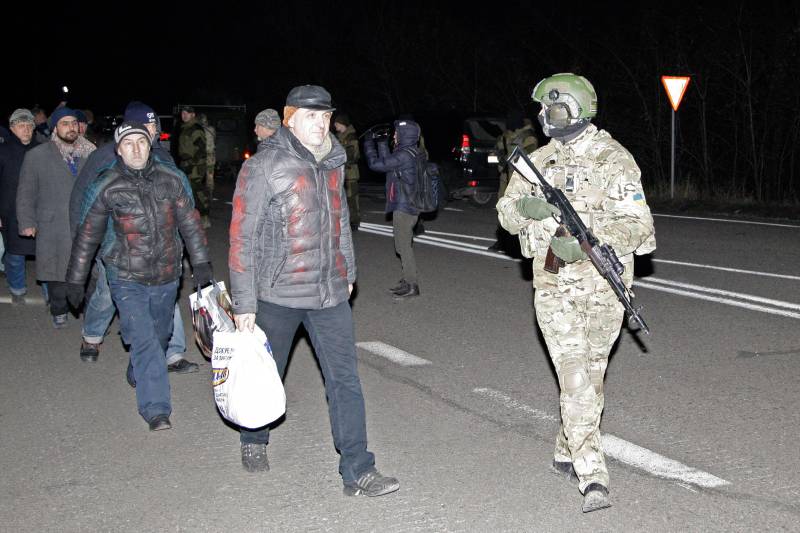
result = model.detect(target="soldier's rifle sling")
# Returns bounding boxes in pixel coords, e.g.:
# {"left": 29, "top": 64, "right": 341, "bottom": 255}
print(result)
{"left": 506, "top": 146, "right": 651, "bottom": 334}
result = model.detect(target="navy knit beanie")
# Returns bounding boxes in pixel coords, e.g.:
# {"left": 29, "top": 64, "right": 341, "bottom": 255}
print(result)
{"left": 124, "top": 101, "right": 157, "bottom": 124}
{"left": 48, "top": 107, "right": 77, "bottom": 129}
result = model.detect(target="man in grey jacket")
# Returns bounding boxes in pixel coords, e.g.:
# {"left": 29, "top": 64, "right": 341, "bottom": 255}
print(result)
{"left": 17, "top": 107, "right": 95, "bottom": 327}
{"left": 228, "top": 85, "right": 398, "bottom": 497}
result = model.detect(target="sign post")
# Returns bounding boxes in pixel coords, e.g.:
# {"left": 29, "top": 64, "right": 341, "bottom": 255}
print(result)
{"left": 661, "top": 76, "right": 691, "bottom": 199}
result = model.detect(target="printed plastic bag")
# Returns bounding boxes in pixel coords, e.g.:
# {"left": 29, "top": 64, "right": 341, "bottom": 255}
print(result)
{"left": 211, "top": 325, "right": 286, "bottom": 429}
{"left": 189, "top": 281, "right": 235, "bottom": 360}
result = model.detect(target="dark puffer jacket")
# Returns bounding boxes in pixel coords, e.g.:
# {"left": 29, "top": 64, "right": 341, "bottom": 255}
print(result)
{"left": 66, "top": 156, "right": 209, "bottom": 285}
{"left": 363, "top": 119, "right": 421, "bottom": 215}
{"left": 228, "top": 126, "right": 354, "bottom": 313}
{"left": 0, "top": 132, "right": 39, "bottom": 255}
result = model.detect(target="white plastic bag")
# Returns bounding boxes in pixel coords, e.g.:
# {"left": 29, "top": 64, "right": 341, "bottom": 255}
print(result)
{"left": 189, "top": 281, "right": 235, "bottom": 360}
{"left": 211, "top": 325, "right": 286, "bottom": 429}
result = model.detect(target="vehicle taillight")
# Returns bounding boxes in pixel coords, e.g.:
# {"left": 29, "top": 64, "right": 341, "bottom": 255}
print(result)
{"left": 159, "top": 132, "right": 170, "bottom": 141}
{"left": 460, "top": 134, "right": 471, "bottom": 153}
{"left": 468, "top": 180, "right": 479, "bottom": 187}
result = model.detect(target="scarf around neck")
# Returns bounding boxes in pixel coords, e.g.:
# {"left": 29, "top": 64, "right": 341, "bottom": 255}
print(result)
{"left": 52, "top": 132, "right": 96, "bottom": 175}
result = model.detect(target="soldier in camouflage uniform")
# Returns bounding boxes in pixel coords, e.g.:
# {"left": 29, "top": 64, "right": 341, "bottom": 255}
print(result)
{"left": 334, "top": 113, "right": 360, "bottom": 230}
{"left": 178, "top": 106, "right": 209, "bottom": 226}
{"left": 198, "top": 114, "right": 216, "bottom": 228}
{"left": 496, "top": 73, "right": 656, "bottom": 513}
{"left": 489, "top": 111, "right": 539, "bottom": 251}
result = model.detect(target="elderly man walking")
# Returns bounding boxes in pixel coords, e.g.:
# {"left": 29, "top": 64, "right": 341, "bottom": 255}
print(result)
{"left": 229, "top": 85, "right": 399, "bottom": 497}
{"left": 0, "top": 109, "right": 40, "bottom": 304}
{"left": 17, "top": 107, "right": 95, "bottom": 327}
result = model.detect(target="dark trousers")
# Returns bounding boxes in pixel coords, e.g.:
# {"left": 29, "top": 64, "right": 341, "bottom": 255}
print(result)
{"left": 239, "top": 300, "right": 375, "bottom": 483}
{"left": 46, "top": 281, "right": 69, "bottom": 316}
{"left": 392, "top": 210, "right": 419, "bottom": 284}
{"left": 109, "top": 279, "right": 178, "bottom": 422}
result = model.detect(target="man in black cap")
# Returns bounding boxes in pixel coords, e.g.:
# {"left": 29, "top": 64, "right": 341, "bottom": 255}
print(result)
{"left": 66, "top": 121, "right": 212, "bottom": 431}
{"left": 229, "top": 84, "right": 399, "bottom": 497}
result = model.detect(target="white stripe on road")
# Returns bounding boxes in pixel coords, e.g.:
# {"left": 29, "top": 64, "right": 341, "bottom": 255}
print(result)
{"left": 0, "top": 295, "right": 46, "bottom": 305}
{"left": 356, "top": 341, "right": 432, "bottom": 366}
{"left": 652, "top": 259, "right": 800, "bottom": 281}
{"left": 653, "top": 213, "right": 800, "bottom": 228}
{"left": 360, "top": 222, "right": 495, "bottom": 242}
{"left": 474, "top": 387, "right": 730, "bottom": 488}
{"left": 642, "top": 277, "right": 800, "bottom": 311}
{"left": 634, "top": 280, "right": 800, "bottom": 319}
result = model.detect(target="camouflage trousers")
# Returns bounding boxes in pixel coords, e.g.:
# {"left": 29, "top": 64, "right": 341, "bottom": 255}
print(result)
{"left": 184, "top": 165, "right": 210, "bottom": 217}
{"left": 534, "top": 287, "right": 624, "bottom": 492}
{"left": 345, "top": 179, "right": 360, "bottom": 226}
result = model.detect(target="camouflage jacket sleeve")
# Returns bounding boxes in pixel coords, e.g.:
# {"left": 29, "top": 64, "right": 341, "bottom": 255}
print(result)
{"left": 179, "top": 124, "right": 207, "bottom": 166}
{"left": 591, "top": 144, "right": 655, "bottom": 257}
{"left": 496, "top": 169, "right": 535, "bottom": 236}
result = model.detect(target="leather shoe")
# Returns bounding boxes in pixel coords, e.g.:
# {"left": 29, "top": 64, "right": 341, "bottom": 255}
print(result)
{"left": 80, "top": 341, "right": 100, "bottom": 362}
{"left": 388, "top": 280, "right": 408, "bottom": 294}
{"left": 148, "top": 414, "right": 172, "bottom": 431}
{"left": 393, "top": 283, "right": 420, "bottom": 300}
{"left": 168, "top": 358, "right": 199, "bottom": 373}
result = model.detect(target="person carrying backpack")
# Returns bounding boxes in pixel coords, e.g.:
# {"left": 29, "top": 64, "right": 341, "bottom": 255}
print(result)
{"left": 363, "top": 119, "right": 422, "bottom": 300}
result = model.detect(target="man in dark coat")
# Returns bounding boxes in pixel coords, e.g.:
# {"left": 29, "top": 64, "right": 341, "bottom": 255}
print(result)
{"left": 0, "top": 109, "right": 39, "bottom": 304}
{"left": 17, "top": 107, "right": 96, "bottom": 327}
{"left": 363, "top": 119, "right": 423, "bottom": 299}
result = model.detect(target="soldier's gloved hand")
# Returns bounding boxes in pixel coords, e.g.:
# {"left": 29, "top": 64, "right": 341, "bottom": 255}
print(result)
{"left": 516, "top": 196, "right": 561, "bottom": 221}
{"left": 192, "top": 262, "right": 213, "bottom": 288}
{"left": 549, "top": 235, "right": 587, "bottom": 263}
{"left": 66, "top": 282, "right": 85, "bottom": 309}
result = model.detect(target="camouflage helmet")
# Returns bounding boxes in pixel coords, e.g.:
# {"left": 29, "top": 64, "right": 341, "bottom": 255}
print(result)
{"left": 532, "top": 73, "right": 598, "bottom": 119}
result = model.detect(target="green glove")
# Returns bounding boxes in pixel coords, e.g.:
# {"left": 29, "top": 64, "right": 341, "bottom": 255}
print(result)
{"left": 549, "top": 235, "right": 587, "bottom": 263}
{"left": 516, "top": 196, "right": 561, "bottom": 221}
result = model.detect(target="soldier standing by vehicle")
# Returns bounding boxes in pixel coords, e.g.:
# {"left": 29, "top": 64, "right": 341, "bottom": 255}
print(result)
{"left": 496, "top": 73, "right": 656, "bottom": 513}
{"left": 178, "top": 106, "right": 209, "bottom": 228}
{"left": 333, "top": 113, "right": 360, "bottom": 231}
{"left": 198, "top": 114, "right": 216, "bottom": 228}
{"left": 488, "top": 110, "right": 538, "bottom": 252}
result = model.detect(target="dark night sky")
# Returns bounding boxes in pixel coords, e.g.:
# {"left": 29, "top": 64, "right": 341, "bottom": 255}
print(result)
{"left": 4, "top": 1, "right": 799, "bottom": 202}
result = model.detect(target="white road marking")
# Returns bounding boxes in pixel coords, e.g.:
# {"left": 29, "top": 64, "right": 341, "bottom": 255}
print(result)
{"left": 652, "top": 259, "right": 800, "bottom": 281}
{"left": 0, "top": 295, "right": 46, "bottom": 305}
{"left": 652, "top": 213, "right": 800, "bottom": 228}
{"left": 634, "top": 280, "right": 800, "bottom": 319}
{"left": 443, "top": 207, "right": 464, "bottom": 212}
{"left": 473, "top": 387, "right": 730, "bottom": 488}
{"left": 358, "top": 221, "right": 799, "bottom": 317}
{"left": 356, "top": 341, "right": 432, "bottom": 366}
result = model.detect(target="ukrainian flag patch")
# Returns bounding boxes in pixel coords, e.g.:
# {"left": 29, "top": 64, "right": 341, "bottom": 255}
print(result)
{"left": 633, "top": 192, "right": 646, "bottom": 205}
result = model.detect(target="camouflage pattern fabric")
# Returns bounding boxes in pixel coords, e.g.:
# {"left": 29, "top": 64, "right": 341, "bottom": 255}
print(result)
{"left": 496, "top": 121, "right": 538, "bottom": 197}
{"left": 179, "top": 118, "right": 209, "bottom": 216}
{"left": 199, "top": 116, "right": 216, "bottom": 193}
{"left": 496, "top": 123, "right": 656, "bottom": 493}
{"left": 336, "top": 124, "right": 360, "bottom": 226}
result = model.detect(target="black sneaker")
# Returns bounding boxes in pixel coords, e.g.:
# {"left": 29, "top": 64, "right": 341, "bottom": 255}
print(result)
{"left": 582, "top": 483, "right": 611, "bottom": 513}
{"left": 148, "top": 414, "right": 172, "bottom": 431}
{"left": 393, "top": 283, "right": 420, "bottom": 300}
{"left": 241, "top": 443, "right": 269, "bottom": 472}
{"left": 388, "top": 280, "right": 408, "bottom": 294}
{"left": 550, "top": 459, "right": 578, "bottom": 483}
{"left": 343, "top": 469, "right": 400, "bottom": 497}
{"left": 80, "top": 340, "right": 100, "bottom": 362}
{"left": 167, "top": 358, "right": 199, "bottom": 373}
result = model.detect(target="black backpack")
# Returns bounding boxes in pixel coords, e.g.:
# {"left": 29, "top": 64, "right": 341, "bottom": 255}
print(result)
{"left": 402, "top": 147, "right": 440, "bottom": 213}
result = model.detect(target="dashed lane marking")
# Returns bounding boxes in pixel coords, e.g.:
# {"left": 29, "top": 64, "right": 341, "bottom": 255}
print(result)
{"left": 356, "top": 341, "right": 432, "bottom": 366}
{"left": 473, "top": 387, "right": 730, "bottom": 489}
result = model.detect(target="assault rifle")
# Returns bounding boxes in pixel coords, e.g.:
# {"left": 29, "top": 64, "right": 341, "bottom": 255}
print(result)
{"left": 506, "top": 146, "right": 650, "bottom": 334}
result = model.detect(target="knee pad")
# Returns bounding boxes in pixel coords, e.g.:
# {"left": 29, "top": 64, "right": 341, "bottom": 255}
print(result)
{"left": 588, "top": 359, "right": 608, "bottom": 394}
{"left": 559, "top": 358, "right": 591, "bottom": 395}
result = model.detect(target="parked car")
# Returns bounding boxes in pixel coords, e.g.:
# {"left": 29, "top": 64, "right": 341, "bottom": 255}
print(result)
{"left": 449, "top": 115, "right": 506, "bottom": 206}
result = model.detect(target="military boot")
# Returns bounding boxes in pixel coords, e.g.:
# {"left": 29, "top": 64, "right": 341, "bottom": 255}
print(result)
{"left": 582, "top": 483, "right": 611, "bottom": 513}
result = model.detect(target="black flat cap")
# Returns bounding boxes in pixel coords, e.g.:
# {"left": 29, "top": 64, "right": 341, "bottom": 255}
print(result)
{"left": 285, "top": 85, "right": 336, "bottom": 111}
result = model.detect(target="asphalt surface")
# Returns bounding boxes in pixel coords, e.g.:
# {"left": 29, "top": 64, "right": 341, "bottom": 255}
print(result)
{"left": 1, "top": 182, "right": 799, "bottom": 532}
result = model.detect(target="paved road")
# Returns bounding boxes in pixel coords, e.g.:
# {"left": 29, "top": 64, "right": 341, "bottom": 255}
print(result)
{"left": 1, "top": 185, "right": 798, "bottom": 531}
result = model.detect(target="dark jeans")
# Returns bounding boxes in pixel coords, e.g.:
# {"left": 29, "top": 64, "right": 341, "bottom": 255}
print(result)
{"left": 109, "top": 279, "right": 178, "bottom": 422}
{"left": 240, "top": 300, "right": 375, "bottom": 483}
{"left": 393, "top": 210, "right": 419, "bottom": 284}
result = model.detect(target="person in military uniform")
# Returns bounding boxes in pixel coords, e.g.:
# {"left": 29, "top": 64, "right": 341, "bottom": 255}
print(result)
{"left": 254, "top": 108, "right": 281, "bottom": 144}
{"left": 178, "top": 106, "right": 209, "bottom": 227}
{"left": 496, "top": 73, "right": 656, "bottom": 513}
{"left": 333, "top": 113, "right": 361, "bottom": 230}
{"left": 198, "top": 114, "right": 216, "bottom": 228}
{"left": 488, "top": 110, "right": 539, "bottom": 251}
